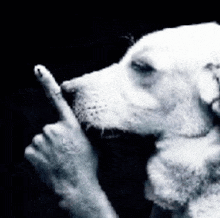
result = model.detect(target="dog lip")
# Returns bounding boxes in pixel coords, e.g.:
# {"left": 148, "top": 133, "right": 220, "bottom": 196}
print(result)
{"left": 80, "top": 122, "right": 125, "bottom": 139}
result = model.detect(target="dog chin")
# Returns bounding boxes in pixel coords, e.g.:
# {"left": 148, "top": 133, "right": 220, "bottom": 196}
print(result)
{"left": 80, "top": 122, "right": 134, "bottom": 140}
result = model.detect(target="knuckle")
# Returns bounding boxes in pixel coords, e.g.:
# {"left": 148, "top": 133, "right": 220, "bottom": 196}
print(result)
{"left": 25, "top": 146, "right": 48, "bottom": 166}
{"left": 25, "top": 145, "right": 35, "bottom": 156}
{"left": 54, "top": 122, "right": 66, "bottom": 133}
{"left": 43, "top": 124, "right": 54, "bottom": 136}
{"left": 63, "top": 119, "right": 80, "bottom": 130}
{"left": 43, "top": 123, "right": 62, "bottom": 136}
{"left": 24, "top": 146, "right": 37, "bottom": 161}
{"left": 32, "top": 134, "right": 43, "bottom": 145}
{"left": 53, "top": 90, "right": 62, "bottom": 98}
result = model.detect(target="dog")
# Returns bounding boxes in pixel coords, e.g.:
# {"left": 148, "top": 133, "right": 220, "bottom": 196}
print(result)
{"left": 61, "top": 22, "right": 220, "bottom": 217}
{"left": 26, "top": 22, "right": 220, "bottom": 217}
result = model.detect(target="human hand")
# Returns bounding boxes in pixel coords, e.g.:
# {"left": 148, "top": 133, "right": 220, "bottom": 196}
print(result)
{"left": 25, "top": 65, "right": 101, "bottom": 212}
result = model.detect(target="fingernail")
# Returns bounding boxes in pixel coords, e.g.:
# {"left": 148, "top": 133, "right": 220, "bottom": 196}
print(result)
{"left": 37, "top": 68, "right": 43, "bottom": 78}
{"left": 34, "top": 65, "right": 45, "bottom": 78}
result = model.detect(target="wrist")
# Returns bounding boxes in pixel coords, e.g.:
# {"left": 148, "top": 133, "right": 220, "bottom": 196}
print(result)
{"left": 57, "top": 180, "right": 118, "bottom": 218}
{"left": 90, "top": 186, "right": 118, "bottom": 218}
{"left": 87, "top": 188, "right": 118, "bottom": 218}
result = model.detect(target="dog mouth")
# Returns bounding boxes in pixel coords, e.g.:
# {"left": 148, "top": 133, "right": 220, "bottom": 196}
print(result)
{"left": 80, "top": 122, "right": 129, "bottom": 140}
{"left": 80, "top": 122, "right": 157, "bottom": 155}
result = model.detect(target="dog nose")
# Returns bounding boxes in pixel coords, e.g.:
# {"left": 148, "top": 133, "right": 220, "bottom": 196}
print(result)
{"left": 61, "top": 79, "right": 83, "bottom": 106}
{"left": 61, "top": 80, "right": 74, "bottom": 92}
{"left": 61, "top": 78, "right": 82, "bottom": 93}
{"left": 60, "top": 81, "right": 76, "bottom": 107}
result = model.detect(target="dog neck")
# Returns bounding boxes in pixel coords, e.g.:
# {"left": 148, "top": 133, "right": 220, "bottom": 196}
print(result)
{"left": 156, "top": 125, "right": 220, "bottom": 151}
{"left": 146, "top": 125, "right": 220, "bottom": 218}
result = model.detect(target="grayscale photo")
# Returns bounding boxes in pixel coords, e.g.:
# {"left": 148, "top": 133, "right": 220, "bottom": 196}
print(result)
{"left": 2, "top": 5, "right": 220, "bottom": 218}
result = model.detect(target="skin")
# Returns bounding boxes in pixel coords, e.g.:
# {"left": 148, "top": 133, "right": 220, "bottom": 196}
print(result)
{"left": 25, "top": 65, "right": 118, "bottom": 218}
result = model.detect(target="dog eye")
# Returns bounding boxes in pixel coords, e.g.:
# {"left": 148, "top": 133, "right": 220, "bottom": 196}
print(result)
{"left": 131, "top": 60, "right": 155, "bottom": 74}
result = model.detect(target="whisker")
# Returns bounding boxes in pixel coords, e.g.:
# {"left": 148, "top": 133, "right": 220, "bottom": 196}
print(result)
{"left": 101, "top": 127, "right": 105, "bottom": 138}
{"left": 85, "top": 123, "right": 92, "bottom": 131}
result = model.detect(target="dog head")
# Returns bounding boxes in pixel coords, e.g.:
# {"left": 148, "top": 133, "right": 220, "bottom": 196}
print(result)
{"left": 62, "top": 22, "right": 220, "bottom": 140}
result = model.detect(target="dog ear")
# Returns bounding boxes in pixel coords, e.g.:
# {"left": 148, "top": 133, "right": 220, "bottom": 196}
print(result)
{"left": 197, "top": 64, "right": 220, "bottom": 114}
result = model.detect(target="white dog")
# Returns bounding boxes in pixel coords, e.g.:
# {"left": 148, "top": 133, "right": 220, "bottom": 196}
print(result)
{"left": 26, "top": 23, "right": 220, "bottom": 218}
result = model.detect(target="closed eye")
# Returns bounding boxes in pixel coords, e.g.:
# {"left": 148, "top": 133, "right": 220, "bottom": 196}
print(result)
{"left": 131, "top": 60, "right": 155, "bottom": 74}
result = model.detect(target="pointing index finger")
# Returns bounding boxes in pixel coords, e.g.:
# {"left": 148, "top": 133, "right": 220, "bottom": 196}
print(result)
{"left": 34, "top": 65, "right": 77, "bottom": 124}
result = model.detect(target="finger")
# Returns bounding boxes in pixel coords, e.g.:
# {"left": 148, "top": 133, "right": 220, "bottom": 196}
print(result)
{"left": 32, "top": 134, "right": 44, "bottom": 149}
{"left": 25, "top": 146, "right": 52, "bottom": 185}
{"left": 32, "top": 134, "right": 51, "bottom": 155}
{"left": 34, "top": 65, "right": 78, "bottom": 125}
{"left": 42, "top": 124, "right": 56, "bottom": 141}
{"left": 25, "top": 145, "right": 48, "bottom": 166}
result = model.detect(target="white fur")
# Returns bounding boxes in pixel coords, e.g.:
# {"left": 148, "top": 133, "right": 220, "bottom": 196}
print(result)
{"left": 62, "top": 23, "right": 220, "bottom": 217}
{"left": 146, "top": 127, "right": 220, "bottom": 211}
{"left": 187, "top": 183, "right": 220, "bottom": 218}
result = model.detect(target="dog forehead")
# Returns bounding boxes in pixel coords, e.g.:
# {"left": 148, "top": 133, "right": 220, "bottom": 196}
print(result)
{"left": 123, "top": 22, "right": 220, "bottom": 65}
{"left": 137, "top": 22, "right": 220, "bottom": 52}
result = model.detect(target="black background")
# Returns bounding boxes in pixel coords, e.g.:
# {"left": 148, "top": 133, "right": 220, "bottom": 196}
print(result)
{"left": 2, "top": 3, "right": 220, "bottom": 218}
